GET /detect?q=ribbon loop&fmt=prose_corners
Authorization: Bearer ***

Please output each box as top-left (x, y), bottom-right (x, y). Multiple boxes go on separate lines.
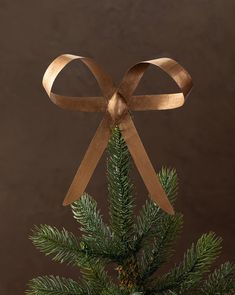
top-left (107, 91), bottom-right (129, 123)
top-left (42, 54), bottom-right (115, 108)
top-left (42, 54), bottom-right (193, 215)
top-left (118, 57), bottom-right (192, 108)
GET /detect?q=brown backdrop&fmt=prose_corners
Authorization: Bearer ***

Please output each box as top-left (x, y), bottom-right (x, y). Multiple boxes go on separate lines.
top-left (1, 1), bottom-right (235, 294)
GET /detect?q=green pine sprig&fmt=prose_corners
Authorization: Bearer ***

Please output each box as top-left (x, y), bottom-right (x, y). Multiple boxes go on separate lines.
top-left (134, 168), bottom-right (178, 252)
top-left (107, 127), bottom-right (135, 247)
top-left (30, 225), bottom-right (83, 266)
top-left (201, 262), bottom-right (235, 295)
top-left (138, 213), bottom-right (183, 284)
top-left (152, 232), bottom-right (222, 294)
top-left (26, 275), bottom-right (85, 295)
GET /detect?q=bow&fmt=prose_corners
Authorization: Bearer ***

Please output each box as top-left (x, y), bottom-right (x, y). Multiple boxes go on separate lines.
top-left (42, 54), bottom-right (193, 215)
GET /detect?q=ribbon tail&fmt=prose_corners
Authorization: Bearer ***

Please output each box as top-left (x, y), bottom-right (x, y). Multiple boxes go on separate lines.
top-left (119, 113), bottom-right (175, 215)
top-left (63, 114), bottom-right (112, 205)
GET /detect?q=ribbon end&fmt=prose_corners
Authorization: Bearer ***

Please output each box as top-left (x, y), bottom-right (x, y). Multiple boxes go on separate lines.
top-left (63, 193), bottom-right (74, 206)
top-left (62, 198), bottom-right (70, 206)
top-left (157, 193), bottom-right (175, 215)
top-left (153, 196), bottom-right (175, 215)
top-left (63, 187), bottom-right (84, 206)
top-left (166, 205), bottom-right (175, 215)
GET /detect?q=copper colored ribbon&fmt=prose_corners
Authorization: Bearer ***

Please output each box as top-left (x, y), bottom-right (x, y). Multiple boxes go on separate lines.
top-left (42, 54), bottom-right (193, 215)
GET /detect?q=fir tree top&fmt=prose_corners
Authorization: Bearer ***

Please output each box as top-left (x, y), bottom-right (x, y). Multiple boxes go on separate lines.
top-left (26, 127), bottom-right (235, 295)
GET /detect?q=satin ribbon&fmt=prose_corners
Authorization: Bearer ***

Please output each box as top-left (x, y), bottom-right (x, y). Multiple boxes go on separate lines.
top-left (42, 54), bottom-right (193, 215)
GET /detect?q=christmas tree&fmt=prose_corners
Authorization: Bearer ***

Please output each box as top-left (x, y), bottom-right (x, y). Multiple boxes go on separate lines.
top-left (26, 127), bottom-right (235, 295)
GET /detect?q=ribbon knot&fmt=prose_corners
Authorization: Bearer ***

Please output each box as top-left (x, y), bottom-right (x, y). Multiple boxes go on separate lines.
top-left (107, 91), bottom-right (128, 122)
top-left (42, 54), bottom-right (193, 215)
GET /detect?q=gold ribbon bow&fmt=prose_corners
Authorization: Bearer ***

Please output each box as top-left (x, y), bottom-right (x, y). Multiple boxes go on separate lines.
top-left (42, 54), bottom-right (193, 215)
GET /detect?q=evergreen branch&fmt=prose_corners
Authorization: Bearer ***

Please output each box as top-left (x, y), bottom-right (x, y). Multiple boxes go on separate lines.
top-left (201, 262), bottom-right (235, 294)
top-left (71, 193), bottom-right (110, 239)
top-left (152, 232), bottom-right (222, 294)
top-left (158, 167), bottom-right (178, 204)
top-left (80, 258), bottom-right (113, 295)
top-left (71, 194), bottom-right (122, 260)
top-left (30, 225), bottom-right (83, 266)
top-left (133, 200), bottom-right (161, 252)
top-left (107, 127), bottom-right (135, 246)
top-left (25, 275), bottom-right (85, 295)
top-left (101, 286), bottom-right (129, 295)
top-left (138, 214), bottom-right (183, 283)
top-left (134, 168), bottom-right (178, 251)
